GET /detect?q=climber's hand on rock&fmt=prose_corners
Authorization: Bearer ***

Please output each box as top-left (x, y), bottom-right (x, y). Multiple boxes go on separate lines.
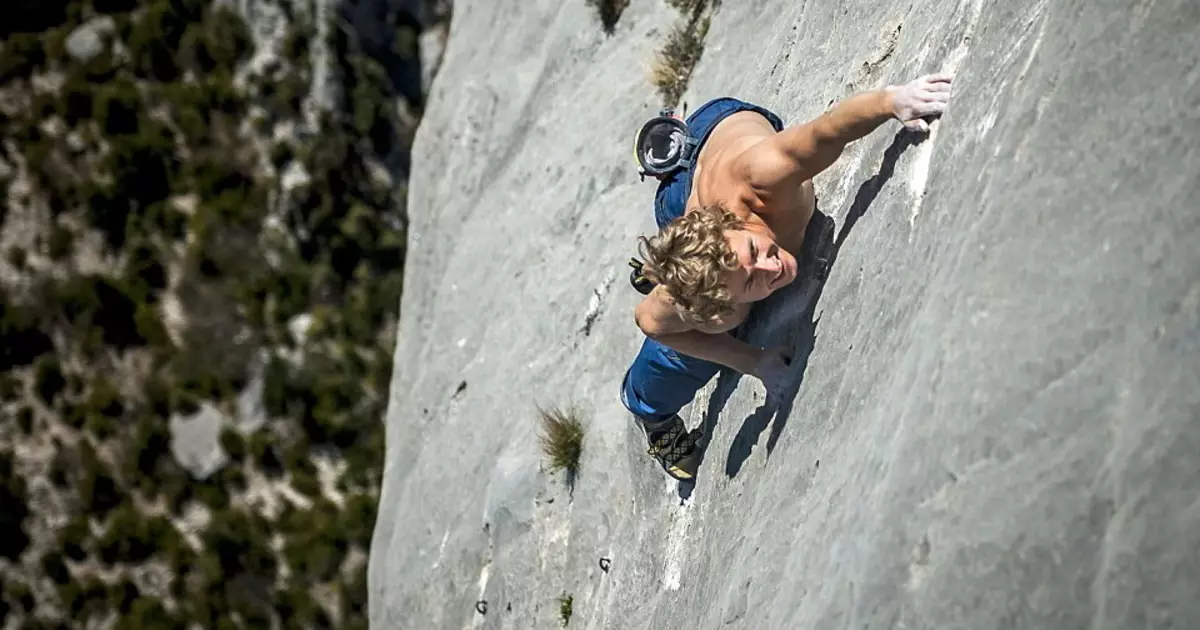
top-left (887, 73), bottom-right (953, 132)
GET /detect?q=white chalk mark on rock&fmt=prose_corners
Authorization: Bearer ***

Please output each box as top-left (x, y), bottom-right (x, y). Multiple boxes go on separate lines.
top-left (432, 530), bottom-right (450, 569)
top-left (909, 0), bottom-right (983, 230)
top-left (944, 0), bottom-right (984, 75)
top-left (976, 109), bottom-right (997, 140)
top-left (471, 562), bottom-right (491, 627)
top-left (661, 494), bottom-right (694, 591)
top-left (907, 127), bottom-right (937, 229)
top-left (580, 267), bottom-right (618, 336)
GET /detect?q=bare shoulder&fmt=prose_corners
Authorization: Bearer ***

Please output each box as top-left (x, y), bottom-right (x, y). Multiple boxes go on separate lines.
top-left (634, 287), bottom-right (691, 337)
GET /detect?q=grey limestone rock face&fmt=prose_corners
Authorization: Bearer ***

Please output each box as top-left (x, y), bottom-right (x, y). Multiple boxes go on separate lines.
top-left (371, 0), bottom-right (1200, 628)
top-left (170, 403), bottom-right (228, 479)
top-left (65, 16), bottom-right (116, 63)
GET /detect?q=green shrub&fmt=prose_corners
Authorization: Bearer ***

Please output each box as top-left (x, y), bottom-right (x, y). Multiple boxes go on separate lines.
top-left (134, 304), bottom-right (171, 348)
top-left (125, 240), bottom-right (170, 295)
top-left (340, 493), bottom-right (376, 548)
top-left (97, 502), bottom-right (178, 565)
top-left (282, 22), bottom-right (311, 60)
top-left (266, 70), bottom-right (308, 118)
top-left (6, 247), bottom-right (27, 270)
top-left (93, 0), bottom-right (138, 13)
top-left (249, 430), bottom-right (285, 478)
top-left (88, 375), bottom-right (125, 418)
top-left (61, 71), bottom-right (97, 125)
top-left (215, 464), bottom-right (247, 493)
top-left (60, 577), bottom-right (109, 622)
top-left (194, 478), bottom-right (231, 511)
top-left (281, 499), bottom-right (346, 582)
top-left (49, 445), bottom-right (72, 487)
top-left (41, 550), bottom-right (70, 584)
top-left (204, 508), bottom-right (277, 578)
top-left (160, 471), bottom-right (194, 516)
top-left (0, 373), bottom-right (20, 401)
top-left (108, 580), bottom-right (141, 615)
top-left (85, 413), bottom-right (119, 441)
top-left (46, 222), bottom-right (74, 259)
top-left (5, 578), bottom-right (35, 613)
top-left (1, 295), bottom-right (54, 370)
top-left (92, 78), bottom-right (141, 135)
top-left (342, 422), bottom-right (384, 491)
top-left (33, 355), bottom-right (67, 405)
top-left (278, 586), bottom-right (331, 630)
top-left (0, 33), bottom-right (47, 83)
top-left (339, 570), bottom-right (369, 629)
top-left (51, 275), bottom-right (148, 349)
top-left (291, 460), bottom-right (322, 498)
top-left (15, 407), bottom-right (34, 434)
top-left (126, 0), bottom-right (192, 81)
top-left (115, 597), bottom-right (180, 630)
top-left (60, 513), bottom-right (91, 561)
top-left (123, 417), bottom-right (174, 496)
top-left (219, 427), bottom-right (246, 461)
top-left (78, 443), bottom-right (124, 518)
top-left (179, 6), bottom-right (252, 74)
top-left (100, 126), bottom-right (179, 241)
top-left (0, 452), bottom-right (32, 560)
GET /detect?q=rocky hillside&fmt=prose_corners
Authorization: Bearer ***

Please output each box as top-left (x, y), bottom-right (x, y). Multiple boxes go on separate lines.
top-left (370, 0), bottom-right (1200, 628)
top-left (0, 0), bottom-right (447, 628)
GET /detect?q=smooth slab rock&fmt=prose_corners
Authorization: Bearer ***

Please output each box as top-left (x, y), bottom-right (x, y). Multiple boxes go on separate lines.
top-left (371, 1), bottom-right (1200, 629)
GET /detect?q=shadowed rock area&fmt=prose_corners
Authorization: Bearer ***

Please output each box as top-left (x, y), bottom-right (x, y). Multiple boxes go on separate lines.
top-left (370, 0), bottom-right (1200, 628)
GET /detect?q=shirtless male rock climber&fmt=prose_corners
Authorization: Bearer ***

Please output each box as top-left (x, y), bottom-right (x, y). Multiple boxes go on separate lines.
top-left (621, 73), bottom-right (953, 480)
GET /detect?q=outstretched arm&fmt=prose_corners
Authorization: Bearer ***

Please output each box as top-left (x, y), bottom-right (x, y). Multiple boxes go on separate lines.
top-left (735, 74), bottom-right (953, 194)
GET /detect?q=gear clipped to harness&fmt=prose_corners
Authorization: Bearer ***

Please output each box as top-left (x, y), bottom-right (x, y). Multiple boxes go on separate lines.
top-left (634, 108), bottom-right (698, 182)
top-left (629, 107), bottom-right (693, 294)
top-left (628, 258), bottom-right (655, 295)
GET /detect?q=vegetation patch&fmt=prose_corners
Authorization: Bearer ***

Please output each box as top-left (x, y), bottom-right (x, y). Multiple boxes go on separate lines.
top-left (559, 592), bottom-right (575, 627)
top-left (650, 13), bottom-right (712, 106)
top-left (0, 0), bottom-right (438, 626)
top-left (539, 405), bottom-right (586, 483)
top-left (585, 0), bottom-right (631, 34)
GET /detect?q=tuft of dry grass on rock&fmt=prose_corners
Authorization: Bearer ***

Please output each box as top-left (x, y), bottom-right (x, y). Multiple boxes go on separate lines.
top-left (538, 406), bottom-right (585, 480)
top-left (665, 0), bottom-right (709, 14)
top-left (650, 15), bottom-right (710, 105)
top-left (585, 0), bottom-right (631, 34)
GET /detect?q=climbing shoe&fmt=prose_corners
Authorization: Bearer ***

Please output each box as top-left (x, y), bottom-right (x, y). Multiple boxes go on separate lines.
top-left (640, 414), bottom-right (703, 481)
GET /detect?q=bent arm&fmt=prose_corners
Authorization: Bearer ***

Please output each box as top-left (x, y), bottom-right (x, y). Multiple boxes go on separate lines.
top-left (649, 329), bottom-right (765, 375)
top-left (634, 292), bottom-right (763, 374)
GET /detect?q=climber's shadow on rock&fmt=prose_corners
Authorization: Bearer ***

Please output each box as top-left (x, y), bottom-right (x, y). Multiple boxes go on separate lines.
top-left (685, 129), bottom-right (924, 481)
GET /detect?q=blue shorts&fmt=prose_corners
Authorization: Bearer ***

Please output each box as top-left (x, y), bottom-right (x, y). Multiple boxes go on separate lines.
top-left (622, 98), bottom-right (785, 422)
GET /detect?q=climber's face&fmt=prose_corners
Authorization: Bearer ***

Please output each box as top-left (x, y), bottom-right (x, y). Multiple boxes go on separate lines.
top-left (722, 229), bottom-right (798, 304)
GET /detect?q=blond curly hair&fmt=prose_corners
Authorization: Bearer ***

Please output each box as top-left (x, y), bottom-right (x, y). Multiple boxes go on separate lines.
top-left (638, 204), bottom-right (744, 323)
